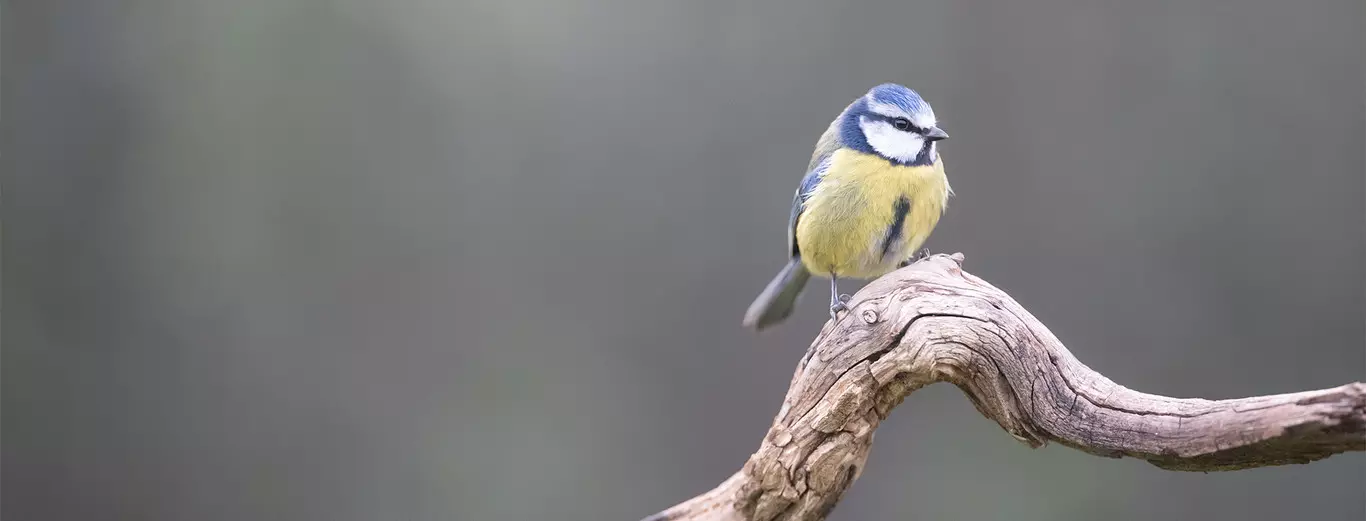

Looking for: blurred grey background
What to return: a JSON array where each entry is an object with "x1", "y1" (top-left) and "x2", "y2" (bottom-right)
[{"x1": 4, "y1": 0, "x2": 1363, "y2": 520}]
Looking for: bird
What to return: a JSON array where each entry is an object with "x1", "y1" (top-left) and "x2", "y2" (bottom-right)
[{"x1": 743, "y1": 83, "x2": 952, "y2": 331}]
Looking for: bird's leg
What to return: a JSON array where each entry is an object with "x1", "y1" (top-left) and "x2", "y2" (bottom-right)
[{"x1": 829, "y1": 276, "x2": 849, "y2": 318}]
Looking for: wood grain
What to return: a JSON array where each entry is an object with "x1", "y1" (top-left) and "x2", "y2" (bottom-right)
[{"x1": 644, "y1": 253, "x2": 1365, "y2": 521}]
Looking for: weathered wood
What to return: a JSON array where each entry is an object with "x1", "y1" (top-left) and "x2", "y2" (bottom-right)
[{"x1": 644, "y1": 253, "x2": 1365, "y2": 521}]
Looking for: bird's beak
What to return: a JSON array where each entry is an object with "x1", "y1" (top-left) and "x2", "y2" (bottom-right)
[{"x1": 924, "y1": 127, "x2": 949, "y2": 141}]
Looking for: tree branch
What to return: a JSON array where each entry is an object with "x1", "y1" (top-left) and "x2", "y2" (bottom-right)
[{"x1": 644, "y1": 253, "x2": 1365, "y2": 521}]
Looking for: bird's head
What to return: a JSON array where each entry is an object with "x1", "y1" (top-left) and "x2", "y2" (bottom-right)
[{"x1": 840, "y1": 83, "x2": 948, "y2": 166}]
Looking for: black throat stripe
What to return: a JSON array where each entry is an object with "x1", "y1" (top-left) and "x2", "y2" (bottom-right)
[{"x1": 879, "y1": 196, "x2": 913, "y2": 260}]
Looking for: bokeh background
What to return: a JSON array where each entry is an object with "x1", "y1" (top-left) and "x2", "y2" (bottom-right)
[{"x1": 5, "y1": 0, "x2": 1364, "y2": 520}]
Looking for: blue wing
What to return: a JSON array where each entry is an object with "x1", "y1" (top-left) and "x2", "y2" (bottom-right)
[{"x1": 786, "y1": 154, "x2": 833, "y2": 257}]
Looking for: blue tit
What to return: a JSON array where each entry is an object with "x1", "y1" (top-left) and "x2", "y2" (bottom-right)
[{"x1": 743, "y1": 83, "x2": 952, "y2": 330}]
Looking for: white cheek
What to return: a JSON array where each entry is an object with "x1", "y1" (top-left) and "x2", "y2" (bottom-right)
[{"x1": 859, "y1": 118, "x2": 924, "y2": 163}]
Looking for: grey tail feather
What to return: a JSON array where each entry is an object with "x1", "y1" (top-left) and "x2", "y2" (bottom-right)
[{"x1": 742, "y1": 257, "x2": 812, "y2": 331}]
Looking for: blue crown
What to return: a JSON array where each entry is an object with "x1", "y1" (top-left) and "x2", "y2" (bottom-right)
[{"x1": 867, "y1": 83, "x2": 932, "y2": 118}]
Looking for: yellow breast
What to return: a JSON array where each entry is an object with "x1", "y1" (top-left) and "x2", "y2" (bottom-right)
[{"x1": 795, "y1": 149, "x2": 949, "y2": 279}]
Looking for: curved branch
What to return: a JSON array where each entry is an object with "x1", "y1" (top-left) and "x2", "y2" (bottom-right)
[{"x1": 644, "y1": 253, "x2": 1365, "y2": 521}]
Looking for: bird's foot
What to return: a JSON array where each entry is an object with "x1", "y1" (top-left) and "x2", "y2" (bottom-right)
[
  {"x1": 829, "y1": 302, "x2": 847, "y2": 319},
  {"x1": 828, "y1": 294, "x2": 852, "y2": 319},
  {"x1": 899, "y1": 249, "x2": 932, "y2": 268}
]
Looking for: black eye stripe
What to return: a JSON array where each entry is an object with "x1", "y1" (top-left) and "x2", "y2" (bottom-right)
[{"x1": 885, "y1": 116, "x2": 927, "y2": 134}]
